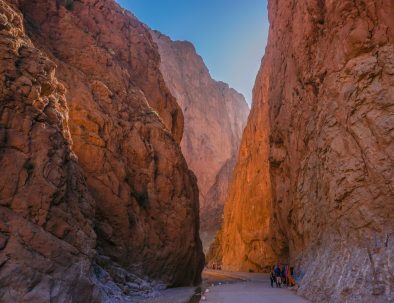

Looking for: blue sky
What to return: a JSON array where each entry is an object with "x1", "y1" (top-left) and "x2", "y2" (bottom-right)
[{"x1": 116, "y1": 0, "x2": 269, "y2": 104}]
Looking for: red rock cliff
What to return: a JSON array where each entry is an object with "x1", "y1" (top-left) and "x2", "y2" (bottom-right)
[
  {"x1": 0, "y1": 0, "x2": 203, "y2": 301},
  {"x1": 216, "y1": 1, "x2": 394, "y2": 302},
  {"x1": 153, "y1": 32, "x2": 249, "y2": 250},
  {"x1": 212, "y1": 64, "x2": 276, "y2": 272},
  {"x1": 0, "y1": 1, "x2": 99, "y2": 301}
]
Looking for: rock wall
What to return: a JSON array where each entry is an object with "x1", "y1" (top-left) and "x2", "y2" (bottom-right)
[
  {"x1": 200, "y1": 157, "x2": 236, "y2": 250},
  {"x1": 0, "y1": 0, "x2": 203, "y2": 301},
  {"x1": 0, "y1": 1, "x2": 99, "y2": 301},
  {"x1": 153, "y1": 32, "x2": 249, "y2": 250},
  {"x1": 211, "y1": 65, "x2": 276, "y2": 272},
  {"x1": 216, "y1": 0, "x2": 394, "y2": 302}
]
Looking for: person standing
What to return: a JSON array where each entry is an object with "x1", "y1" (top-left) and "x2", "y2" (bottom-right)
[
  {"x1": 281, "y1": 265, "x2": 286, "y2": 287},
  {"x1": 288, "y1": 266, "x2": 296, "y2": 287},
  {"x1": 274, "y1": 263, "x2": 282, "y2": 287},
  {"x1": 283, "y1": 264, "x2": 289, "y2": 286},
  {"x1": 270, "y1": 266, "x2": 276, "y2": 288}
]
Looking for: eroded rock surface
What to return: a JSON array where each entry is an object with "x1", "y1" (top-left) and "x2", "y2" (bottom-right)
[
  {"x1": 215, "y1": 1, "x2": 394, "y2": 302},
  {"x1": 153, "y1": 32, "x2": 249, "y2": 250},
  {"x1": 209, "y1": 65, "x2": 276, "y2": 272},
  {"x1": 0, "y1": 1, "x2": 98, "y2": 301},
  {"x1": 0, "y1": 0, "x2": 203, "y2": 301}
]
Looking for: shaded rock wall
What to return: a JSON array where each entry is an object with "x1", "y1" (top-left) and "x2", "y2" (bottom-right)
[
  {"x1": 0, "y1": 1, "x2": 99, "y2": 301},
  {"x1": 216, "y1": 0, "x2": 394, "y2": 302},
  {"x1": 0, "y1": 0, "x2": 204, "y2": 301},
  {"x1": 153, "y1": 32, "x2": 249, "y2": 250},
  {"x1": 201, "y1": 157, "x2": 237, "y2": 250},
  {"x1": 18, "y1": 0, "x2": 203, "y2": 287}
]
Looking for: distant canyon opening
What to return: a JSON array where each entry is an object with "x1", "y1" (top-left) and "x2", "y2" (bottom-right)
[{"x1": 153, "y1": 32, "x2": 250, "y2": 253}]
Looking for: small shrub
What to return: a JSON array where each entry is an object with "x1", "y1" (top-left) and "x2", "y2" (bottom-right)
[
  {"x1": 23, "y1": 159, "x2": 34, "y2": 174},
  {"x1": 65, "y1": 0, "x2": 74, "y2": 11},
  {"x1": 131, "y1": 190, "x2": 149, "y2": 209},
  {"x1": 148, "y1": 110, "x2": 160, "y2": 117},
  {"x1": 124, "y1": 174, "x2": 132, "y2": 183}
]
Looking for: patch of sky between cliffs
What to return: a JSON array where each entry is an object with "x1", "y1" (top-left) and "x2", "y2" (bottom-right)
[{"x1": 116, "y1": 0, "x2": 269, "y2": 105}]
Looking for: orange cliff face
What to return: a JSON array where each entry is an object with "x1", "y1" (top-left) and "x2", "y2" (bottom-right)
[
  {"x1": 214, "y1": 0, "x2": 394, "y2": 302},
  {"x1": 0, "y1": 2, "x2": 98, "y2": 300},
  {"x1": 208, "y1": 64, "x2": 277, "y2": 271},
  {"x1": 0, "y1": 0, "x2": 203, "y2": 301},
  {"x1": 153, "y1": 32, "x2": 249, "y2": 250}
]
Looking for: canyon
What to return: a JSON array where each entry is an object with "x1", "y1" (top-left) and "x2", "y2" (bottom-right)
[
  {"x1": 152, "y1": 32, "x2": 249, "y2": 250},
  {"x1": 212, "y1": 0, "x2": 394, "y2": 303},
  {"x1": 0, "y1": 0, "x2": 393, "y2": 302}
]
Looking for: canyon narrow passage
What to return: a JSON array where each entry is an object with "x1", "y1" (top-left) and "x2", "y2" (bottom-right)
[{"x1": 0, "y1": 0, "x2": 392, "y2": 303}]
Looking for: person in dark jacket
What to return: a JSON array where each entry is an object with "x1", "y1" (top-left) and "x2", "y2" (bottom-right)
[
  {"x1": 274, "y1": 263, "x2": 282, "y2": 287},
  {"x1": 270, "y1": 266, "x2": 276, "y2": 288}
]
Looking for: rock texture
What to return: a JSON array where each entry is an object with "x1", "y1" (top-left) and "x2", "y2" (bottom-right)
[
  {"x1": 153, "y1": 32, "x2": 249, "y2": 250},
  {"x1": 211, "y1": 65, "x2": 276, "y2": 272},
  {"x1": 200, "y1": 157, "x2": 237, "y2": 251},
  {"x1": 215, "y1": 1, "x2": 394, "y2": 302},
  {"x1": 0, "y1": 1, "x2": 99, "y2": 301},
  {"x1": 0, "y1": 0, "x2": 203, "y2": 301}
]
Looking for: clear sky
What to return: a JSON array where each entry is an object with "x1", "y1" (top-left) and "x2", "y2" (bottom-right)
[{"x1": 116, "y1": 0, "x2": 269, "y2": 104}]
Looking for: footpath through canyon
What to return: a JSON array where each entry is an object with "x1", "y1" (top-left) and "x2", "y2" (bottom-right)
[{"x1": 0, "y1": 0, "x2": 393, "y2": 303}]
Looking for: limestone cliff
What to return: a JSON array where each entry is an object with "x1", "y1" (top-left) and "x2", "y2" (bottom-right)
[
  {"x1": 216, "y1": 1, "x2": 394, "y2": 302},
  {"x1": 0, "y1": 0, "x2": 203, "y2": 301},
  {"x1": 153, "y1": 32, "x2": 249, "y2": 250}
]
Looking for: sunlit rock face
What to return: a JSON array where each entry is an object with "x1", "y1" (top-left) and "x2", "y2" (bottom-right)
[
  {"x1": 216, "y1": 0, "x2": 394, "y2": 302},
  {"x1": 209, "y1": 65, "x2": 277, "y2": 272},
  {"x1": 153, "y1": 32, "x2": 249, "y2": 251},
  {"x1": 0, "y1": 0, "x2": 203, "y2": 300}
]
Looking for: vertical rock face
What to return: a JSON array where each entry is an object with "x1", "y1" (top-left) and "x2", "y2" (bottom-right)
[
  {"x1": 153, "y1": 32, "x2": 249, "y2": 250},
  {"x1": 0, "y1": 0, "x2": 203, "y2": 301},
  {"x1": 267, "y1": 1, "x2": 394, "y2": 302},
  {"x1": 0, "y1": 1, "x2": 98, "y2": 301},
  {"x1": 216, "y1": 0, "x2": 394, "y2": 302},
  {"x1": 211, "y1": 65, "x2": 276, "y2": 271},
  {"x1": 201, "y1": 157, "x2": 237, "y2": 249}
]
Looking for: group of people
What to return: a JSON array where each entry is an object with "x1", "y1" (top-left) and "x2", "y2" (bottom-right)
[
  {"x1": 270, "y1": 263, "x2": 296, "y2": 288},
  {"x1": 210, "y1": 262, "x2": 222, "y2": 270}
]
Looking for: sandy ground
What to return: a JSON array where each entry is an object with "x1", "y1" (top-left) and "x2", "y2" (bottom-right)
[
  {"x1": 201, "y1": 270, "x2": 311, "y2": 303},
  {"x1": 137, "y1": 286, "x2": 197, "y2": 303},
  {"x1": 137, "y1": 270, "x2": 311, "y2": 303}
]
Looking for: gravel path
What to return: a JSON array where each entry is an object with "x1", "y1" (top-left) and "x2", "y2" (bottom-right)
[{"x1": 201, "y1": 270, "x2": 311, "y2": 303}]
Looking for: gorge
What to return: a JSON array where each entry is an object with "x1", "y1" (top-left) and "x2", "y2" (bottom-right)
[
  {"x1": 0, "y1": 0, "x2": 393, "y2": 303},
  {"x1": 152, "y1": 31, "x2": 249, "y2": 251}
]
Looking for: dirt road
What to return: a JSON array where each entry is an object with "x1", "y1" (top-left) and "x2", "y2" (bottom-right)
[{"x1": 201, "y1": 270, "x2": 311, "y2": 303}]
